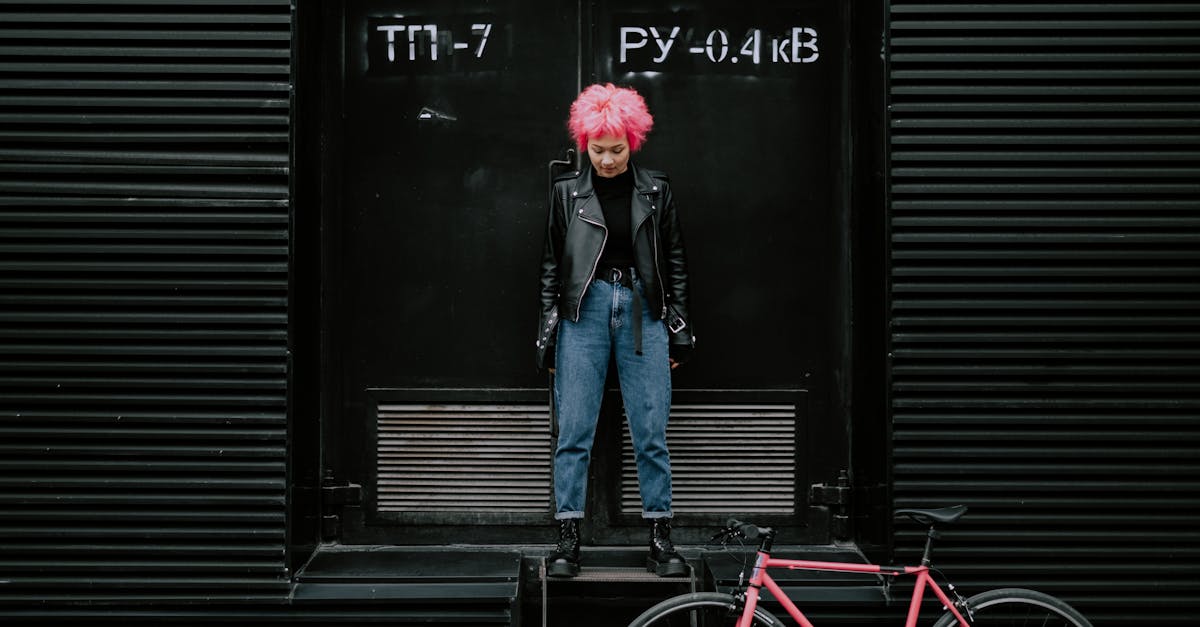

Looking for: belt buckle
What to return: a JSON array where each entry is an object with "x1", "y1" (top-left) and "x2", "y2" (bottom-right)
[{"x1": 610, "y1": 268, "x2": 623, "y2": 283}]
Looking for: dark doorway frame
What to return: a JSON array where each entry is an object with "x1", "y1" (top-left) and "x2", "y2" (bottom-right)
[{"x1": 288, "y1": 0, "x2": 889, "y2": 554}]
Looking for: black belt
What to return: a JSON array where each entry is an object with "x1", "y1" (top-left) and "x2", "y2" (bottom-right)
[
  {"x1": 594, "y1": 267, "x2": 644, "y2": 355},
  {"x1": 595, "y1": 266, "x2": 635, "y2": 287}
]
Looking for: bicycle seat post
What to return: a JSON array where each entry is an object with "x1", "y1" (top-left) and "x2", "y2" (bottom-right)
[
  {"x1": 921, "y1": 525, "x2": 941, "y2": 566},
  {"x1": 895, "y1": 505, "x2": 967, "y2": 567}
]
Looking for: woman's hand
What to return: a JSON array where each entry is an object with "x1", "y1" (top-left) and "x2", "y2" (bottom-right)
[{"x1": 668, "y1": 344, "x2": 690, "y2": 370}]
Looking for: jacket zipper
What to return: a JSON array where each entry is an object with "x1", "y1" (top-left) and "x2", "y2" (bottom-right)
[
  {"x1": 637, "y1": 199, "x2": 668, "y2": 319},
  {"x1": 574, "y1": 211, "x2": 608, "y2": 322}
]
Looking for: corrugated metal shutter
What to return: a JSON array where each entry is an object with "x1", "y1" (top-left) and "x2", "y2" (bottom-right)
[
  {"x1": 888, "y1": 2, "x2": 1200, "y2": 624},
  {"x1": 0, "y1": 0, "x2": 292, "y2": 612}
]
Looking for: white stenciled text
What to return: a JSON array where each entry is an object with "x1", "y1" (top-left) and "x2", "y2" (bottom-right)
[
  {"x1": 620, "y1": 25, "x2": 819, "y2": 66},
  {"x1": 376, "y1": 23, "x2": 492, "y2": 62}
]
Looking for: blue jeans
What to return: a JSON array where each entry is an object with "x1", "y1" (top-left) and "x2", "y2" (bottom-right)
[{"x1": 554, "y1": 275, "x2": 673, "y2": 520}]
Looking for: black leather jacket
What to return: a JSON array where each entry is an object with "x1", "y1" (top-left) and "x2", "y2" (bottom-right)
[{"x1": 537, "y1": 163, "x2": 693, "y2": 369}]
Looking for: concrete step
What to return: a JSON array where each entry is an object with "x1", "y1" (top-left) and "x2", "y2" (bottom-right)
[{"x1": 293, "y1": 546, "x2": 522, "y2": 624}]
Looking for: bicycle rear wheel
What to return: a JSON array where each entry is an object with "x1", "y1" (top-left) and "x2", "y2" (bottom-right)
[
  {"x1": 628, "y1": 592, "x2": 784, "y2": 627},
  {"x1": 932, "y1": 588, "x2": 1092, "y2": 627}
]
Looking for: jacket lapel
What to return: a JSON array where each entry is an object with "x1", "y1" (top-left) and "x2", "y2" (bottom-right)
[
  {"x1": 572, "y1": 167, "x2": 604, "y2": 226},
  {"x1": 631, "y1": 164, "x2": 659, "y2": 237},
  {"x1": 573, "y1": 164, "x2": 659, "y2": 234}
]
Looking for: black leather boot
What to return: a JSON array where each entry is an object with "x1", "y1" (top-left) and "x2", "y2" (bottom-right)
[
  {"x1": 547, "y1": 519, "x2": 581, "y2": 578},
  {"x1": 647, "y1": 518, "x2": 688, "y2": 576}
]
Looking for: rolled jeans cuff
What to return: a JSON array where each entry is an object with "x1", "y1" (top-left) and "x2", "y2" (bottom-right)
[
  {"x1": 555, "y1": 511, "x2": 585, "y2": 520},
  {"x1": 643, "y1": 511, "x2": 673, "y2": 520}
]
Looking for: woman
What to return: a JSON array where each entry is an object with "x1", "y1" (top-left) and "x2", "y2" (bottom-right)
[{"x1": 536, "y1": 83, "x2": 695, "y2": 578}]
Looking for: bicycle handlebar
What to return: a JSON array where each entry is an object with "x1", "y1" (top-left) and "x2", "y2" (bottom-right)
[{"x1": 726, "y1": 518, "x2": 769, "y2": 540}]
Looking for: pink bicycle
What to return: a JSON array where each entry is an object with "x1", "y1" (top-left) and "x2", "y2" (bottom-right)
[{"x1": 629, "y1": 505, "x2": 1092, "y2": 627}]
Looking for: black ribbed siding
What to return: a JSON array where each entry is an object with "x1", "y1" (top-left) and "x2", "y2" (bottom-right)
[
  {"x1": 888, "y1": 2, "x2": 1200, "y2": 625},
  {"x1": 0, "y1": 0, "x2": 292, "y2": 613}
]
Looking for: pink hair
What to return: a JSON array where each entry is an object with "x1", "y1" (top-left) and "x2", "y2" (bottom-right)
[{"x1": 567, "y1": 83, "x2": 654, "y2": 153}]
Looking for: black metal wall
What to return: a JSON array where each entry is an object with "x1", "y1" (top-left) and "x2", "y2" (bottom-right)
[
  {"x1": 4, "y1": 0, "x2": 1200, "y2": 625},
  {"x1": 0, "y1": 0, "x2": 293, "y2": 617},
  {"x1": 888, "y1": 2, "x2": 1200, "y2": 625}
]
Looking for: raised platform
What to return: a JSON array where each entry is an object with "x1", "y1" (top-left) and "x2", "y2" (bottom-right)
[
  {"x1": 291, "y1": 543, "x2": 886, "y2": 626},
  {"x1": 537, "y1": 546, "x2": 698, "y2": 627}
]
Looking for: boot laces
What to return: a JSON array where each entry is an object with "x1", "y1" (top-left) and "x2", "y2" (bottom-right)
[
  {"x1": 556, "y1": 520, "x2": 579, "y2": 552},
  {"x1": 652, "y1": 519, "x2": 676, "y2": 552}
]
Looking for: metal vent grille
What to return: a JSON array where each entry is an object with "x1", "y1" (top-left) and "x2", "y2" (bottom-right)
[
  {"x1": 888, "y1": 2, "x2": 1200, "y2": 624},
  {"x1": 621, "y1": 404, "x2": 797, "y2": 515},
  {"x1": 376, "y1": 403, "x2": 552, "y2": 513},
  {"x1": 0, "y1": 0, "x2": 291, "y2": 610}
]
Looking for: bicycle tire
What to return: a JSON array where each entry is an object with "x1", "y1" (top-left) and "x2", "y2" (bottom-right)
[
  {"x1": 628, "y1": 592, "x2": 785, "y2": 627},
  {"x1": 931, "y1": 588, "x2": 1093, "y2": 627}
]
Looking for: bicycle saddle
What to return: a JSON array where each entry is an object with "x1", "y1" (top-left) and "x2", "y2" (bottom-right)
[{"x1": 895, "y1": 505, "x2": 968, "y2": 526}]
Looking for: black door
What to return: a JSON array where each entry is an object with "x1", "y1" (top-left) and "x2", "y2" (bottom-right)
[{"x1": 323, "y1": 0, "x2": 850, "y2": 545}]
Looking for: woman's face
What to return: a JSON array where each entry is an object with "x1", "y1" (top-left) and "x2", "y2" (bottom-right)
[{"x1": 587, "y1": 134, "x2": 630, "y2": 178}]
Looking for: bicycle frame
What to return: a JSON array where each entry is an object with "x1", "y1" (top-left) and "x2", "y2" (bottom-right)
[{"x1": 737, "y1": 551, "x2": 969, "y2": 627}]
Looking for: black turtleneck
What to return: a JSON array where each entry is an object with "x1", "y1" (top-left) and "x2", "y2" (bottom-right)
[{"x1": 594, "y1": 167, "x2": 635, "y2": 270}]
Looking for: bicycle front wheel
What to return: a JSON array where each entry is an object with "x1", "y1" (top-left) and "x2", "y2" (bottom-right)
[
  {"x1": 932, "y1": 588, "x2": 1093, "y2": 627},
  {"x1": 628, "y1": 592, "x2": 784, "y2": 627}
]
